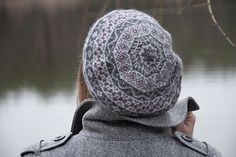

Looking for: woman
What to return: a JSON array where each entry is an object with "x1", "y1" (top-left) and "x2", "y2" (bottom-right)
[{"x1": 21, "y1": 9, "x2": 221, "y2": 157}]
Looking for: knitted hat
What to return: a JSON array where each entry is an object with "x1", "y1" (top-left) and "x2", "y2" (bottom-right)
[{"x1": 82, "y1": 9, "x2": 199, "y2": 123}]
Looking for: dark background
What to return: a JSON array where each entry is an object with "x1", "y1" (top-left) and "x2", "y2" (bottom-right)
[{"x1": 0, "y1": 0, "x2": 235, "y2": 98}]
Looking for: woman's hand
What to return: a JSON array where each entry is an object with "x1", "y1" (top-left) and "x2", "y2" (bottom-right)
[{"x1": 174, "y1": 111, "x2": 196, "y2": 137}]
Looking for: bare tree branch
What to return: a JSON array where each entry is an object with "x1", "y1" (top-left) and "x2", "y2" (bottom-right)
[
  {"x1": 179, "y1": 0, "x2": 235, "y2": 47},
  {"x1": 206, "y1": 0, "x2": 235, "y2": 47},
  {"x1": 192, "y1": 2, "x2": 208, "y2": 8},
  {"x1": 178, "y1": 0, "x2": 194, "y2": 14}
]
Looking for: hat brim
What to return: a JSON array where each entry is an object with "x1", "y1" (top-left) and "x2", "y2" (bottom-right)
[{"x1": 123, "y1": 97, "x2": 200, "y2": 127}]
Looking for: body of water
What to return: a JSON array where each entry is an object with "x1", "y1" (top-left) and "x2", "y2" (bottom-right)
[
  {"x1": 0, "y1": 0, "x2": 236, "y2": 156},
  {"x1": 1, "y1": 67, "x2": 236, "y2": 156}
]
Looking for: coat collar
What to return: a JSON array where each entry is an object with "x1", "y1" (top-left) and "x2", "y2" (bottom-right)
[{"x1": 71, "y1": 98, "x2": 173, "y2": 140}]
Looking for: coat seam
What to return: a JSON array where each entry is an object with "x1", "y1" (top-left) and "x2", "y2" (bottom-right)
[{"x1": 79, "y1": 134, "x2": 171, "y2": 142}]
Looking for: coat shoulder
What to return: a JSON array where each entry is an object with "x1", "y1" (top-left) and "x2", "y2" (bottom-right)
[
  {"x1": 174, "y1": 131, "x2": 221, "y2": 157},
  {"x1": 20, "y1": 132, "x2": 73, "y2": 157}
]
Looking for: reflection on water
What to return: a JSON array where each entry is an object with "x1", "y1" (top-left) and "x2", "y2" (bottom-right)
[
  {"x1": 0, "y1": 0, "x2": 236, "y2": 98},
  {"x1": 0, "y1": 89, "x2": 76, "y2": 157},
  {"x1": 0, "y1": 69, "x2": 236, "y2": 157},
  {"x1": 181, "y1": 68, "x2": 236, "y2": 157},
  {"x1": 0, "y1": 0, "x2": 236, "y2": 157}
]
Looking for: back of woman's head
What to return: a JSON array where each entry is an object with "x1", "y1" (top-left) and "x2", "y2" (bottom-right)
[{"x1": 79, "y1": 9, "x2": 183, "y2": 117}]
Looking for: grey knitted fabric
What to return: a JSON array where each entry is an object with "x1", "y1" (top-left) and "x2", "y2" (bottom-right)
[
  {"x1": 21, "y1": 99, "x2": 221, "y2": 157},
  {"x1": 21, "y1": 9, "x2": 222, "y2": 157},
  {"x1": 83, "y1": 9, "x2": 183, "y2": 116}
]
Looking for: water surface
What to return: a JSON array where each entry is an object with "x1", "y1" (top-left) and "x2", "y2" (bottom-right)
[{"x1": 0, "y1": 1, "x2": 236, "y2": 156}]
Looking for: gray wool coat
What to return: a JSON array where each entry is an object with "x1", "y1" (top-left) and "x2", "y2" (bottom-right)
[{"x1": 21, "y1": 100, "x2": 221, "y2": 157}]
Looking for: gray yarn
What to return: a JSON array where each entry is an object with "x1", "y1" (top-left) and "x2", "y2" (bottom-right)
[
  {"x1": 82, "y1": 9, "x2": 183, "y2": 116},
  {"x1": 21, "y1": 99, "x2": 220, "y2": 157}
]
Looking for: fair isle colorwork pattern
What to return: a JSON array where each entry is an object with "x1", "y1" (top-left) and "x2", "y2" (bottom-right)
[{"x1": 83, "y1": 9, "x2": 183, "y2": 116}]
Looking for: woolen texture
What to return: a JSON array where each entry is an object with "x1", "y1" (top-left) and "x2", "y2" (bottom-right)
[
  {"x1": 21, "y1": 99, "x2": 221, "y2": 157},
  {"x1": 21, "y1": 9, "x2": 221, "y2": 157},
  {"x1": 82, "y1": 9, "x2": 183, "y2": 116}
]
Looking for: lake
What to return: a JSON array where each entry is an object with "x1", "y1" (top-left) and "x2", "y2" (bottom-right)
[{"x1": 0, "y1": 1, "x2": 236, "y2": 156}]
